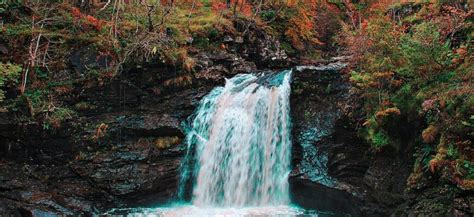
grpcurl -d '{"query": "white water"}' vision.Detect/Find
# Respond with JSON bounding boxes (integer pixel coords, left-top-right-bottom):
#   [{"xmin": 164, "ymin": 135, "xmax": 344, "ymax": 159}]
[
  {"xmin": 112, "ymin": 205, "xmax": 305, "ymax": 217},
  {"xmin": 187, "ymin": 71, "xmax": 293, "ymax": 207}
]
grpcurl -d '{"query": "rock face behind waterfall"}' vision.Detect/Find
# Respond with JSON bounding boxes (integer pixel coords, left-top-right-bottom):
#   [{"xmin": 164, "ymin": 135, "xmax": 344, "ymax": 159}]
[
  {"xmin": 289, "ymin": 62, "xmax": 367, "ymax": 216},
  {"xmin": 289, "ymin": 62, "xmax": 417, "ymax": 217}
]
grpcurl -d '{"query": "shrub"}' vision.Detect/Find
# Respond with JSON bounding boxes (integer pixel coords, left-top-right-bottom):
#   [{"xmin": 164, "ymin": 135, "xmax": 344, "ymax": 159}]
[
  {"xmin": 341, "ymin": 2, "xmax": 473, "ymax": 186},
  {"xmin": 0, "ymin": 62, "xmax": 22, "ymax": 104}
]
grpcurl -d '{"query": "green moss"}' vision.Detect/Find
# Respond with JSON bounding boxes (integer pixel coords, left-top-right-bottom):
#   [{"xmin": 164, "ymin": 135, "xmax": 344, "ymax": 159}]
[
  {"xmin": 280, "ymin": 41, "xmax": 296, "ymax": 56},
  {"xmin": 370, "ymin": 129, "xmax": 390, "ymax": 149},
  {"xmin": 0, "ymin": 62, "xmax": 22, "ymax": 103},
  {"xmin": 74, "ymin": 102, "xmax": 97, "ymax": 111}
]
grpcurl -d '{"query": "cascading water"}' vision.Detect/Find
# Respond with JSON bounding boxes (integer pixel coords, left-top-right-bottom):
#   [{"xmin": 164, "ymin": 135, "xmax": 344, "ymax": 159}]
[
  {"xmin": 183, "ymin": 70, "xmax": 293, "ymax": 208},
  {"xmin": 108, "ymin": 70, "xmax": 306, "ymax": 216}
]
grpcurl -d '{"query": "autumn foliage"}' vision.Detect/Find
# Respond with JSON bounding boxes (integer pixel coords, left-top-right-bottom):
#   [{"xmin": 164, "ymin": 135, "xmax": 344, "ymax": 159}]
[
  {"xmin": 71, "ymin": 7, "xmax": 108, "ymax": 31},
  {"xmin": 341, "ymin": 1, "xmax": 473, "ymax": 189}
]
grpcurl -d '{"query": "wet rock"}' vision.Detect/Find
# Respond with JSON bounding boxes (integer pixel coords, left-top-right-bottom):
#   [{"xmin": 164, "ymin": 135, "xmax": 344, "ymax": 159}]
[
  {"xmin": 193, "ymin": 50, "xmax": 257, "ymax": 84},
  {"xmin": 121, "ymin": 114, "xmax": 183, "ymax": 137},
  {"xmin": 290, "ymin": 61, "xmax": 373, "ymax": 215},
  {"xmin": 289, "ymin": 177, "xmax": 362, "ymax": 216}
]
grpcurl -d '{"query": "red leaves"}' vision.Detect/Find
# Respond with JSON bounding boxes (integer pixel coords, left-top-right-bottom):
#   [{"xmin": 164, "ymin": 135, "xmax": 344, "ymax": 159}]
[
  {"xmin": 211, "ymin": 0, "xmax": 253, "ymax": 17},
  {"xmin": 71, "ymin": 7, "xmax": 107, "ymax": 31},
  {"xmin": 212, "ymin": 2, "xmax": 227, "ymax": 11},
  {"xmin": 71, "ymin": 7, "xmax": 81, "ymax": 18},
  {"xmin": 86, "ymin": 15, "xmax": 103, "ymax": 31}
]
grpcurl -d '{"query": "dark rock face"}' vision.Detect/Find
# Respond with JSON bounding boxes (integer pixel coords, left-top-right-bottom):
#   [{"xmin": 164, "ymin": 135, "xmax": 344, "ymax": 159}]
[
  {"xmin": 290, "ymin": 178, "xmax": 362, "ymax": 216},
  {"xmin": 289, "ymin": 62, "xmax": 371, "ymax": 216},
  {"xmin": 288, "ymin": 61, "xmax": 470, "ymax": 217},
  {"xmin": 289, "ymin": 62, "xmax": 432, "ymax": 217}
]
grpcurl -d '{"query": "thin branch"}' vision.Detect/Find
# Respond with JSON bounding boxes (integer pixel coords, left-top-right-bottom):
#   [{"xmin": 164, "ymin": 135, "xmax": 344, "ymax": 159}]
[{"xmin": 100, "ymin": 0, "xmax": 112, "ymax": 11}]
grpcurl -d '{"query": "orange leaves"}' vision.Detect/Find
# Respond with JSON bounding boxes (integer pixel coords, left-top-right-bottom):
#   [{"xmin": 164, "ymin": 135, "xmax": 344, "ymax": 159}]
[
  {"xmin": 286, "ymin": 0, "xmax": 298, "ymax": 7},
  {"xmin": 92, "ymin": 123, "xmax": 108, "ymax": 141},
  {"xmin": 212, "ymin": 2, "xmax": 227, "ymax": 11},
  {"xmin": 457, "ymin": 179, "xmax": 474, "ymax": 191},
  {"xmin": 428, "ymin": 158, "xmax": 441, "ymax": 173},
  {"xmin": 452, "ymin": 46, "xmax": 468, "ymax": 65},
  {"xmin": 211, "ymin": 0, "xmax": 253, "ymax": 17},
  {"xmin": 422, "ymin": 125, "xmax": 439, "ymax": 143},
  {"xmin": 71, "ymin": 7, "xmax": 107, "ymax": 31},
  {"xmin": 71, "ymin": 7, "xmax": 81, "ymax": 18},
  {"xmin": 375, "ymin": 107, "xmax": 401, "ymax": 120},
  {"xmin": 285, "ymin": 7, "xmax": 322, "ymax": 50},
  {"xmin": 85, "ymin": 15, "xmax": 104, "ymax": 31},
  {"xmin": 238, "ymin": 1, "xmax": 253, "ymax": 17}
]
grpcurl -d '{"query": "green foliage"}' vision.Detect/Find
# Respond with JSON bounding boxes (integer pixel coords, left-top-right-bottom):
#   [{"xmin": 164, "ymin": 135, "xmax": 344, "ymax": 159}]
[
  {"xmin": 0, "ymin": 0, "xmax": 6, "ymax": 14},
  {"xmin": 420, "ymin": 144, "xmax": 435, "ymax": 171},
  {"xmin": 208, "ymin": 28, "xmax": 219, "ymax": 39},
  {"xmin": 260, "ymin": 10, "xmax": 276, "ymax": 21},
  {"xmin": 44, "ymin": 106, "xmax": 76, "ymax": 129},
  {"xmin": 463, "ymin": 161, "xmax": 474, "ymax": 179},
  {"xmin": 399, "ymin": 22, "xmax": 452, "ymax": 81},
  {"xmin": 446, "ymin": 144, "xmax": 459, "ymax": 160},
  {"xmin": 370, "ymin": 130, "xmax": 390, "ymax": 149},
  {"xmin": 24, "ymin": 89, "xmax": 49, "ymax": 111},
  {"xmin": 0, "ymin": 0, "xmax": 22, "ymax": 14},
  {"xmin": 0, "ymin": 62, "xmax": 22, "ymax": 103},
  {"xmin": 343, "ymin": 3, "xmax": 474, "ymax": 187}
]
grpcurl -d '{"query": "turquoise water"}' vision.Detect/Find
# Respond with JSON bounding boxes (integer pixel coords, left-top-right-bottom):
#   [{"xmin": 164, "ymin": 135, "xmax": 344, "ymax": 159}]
[
  {"xmin": 181, "ymin": 71, "xmax": 293, "ymax": 207},
  {"xmin": 106, "ymin": 204, "xmax": 306, "ymax": 216}
]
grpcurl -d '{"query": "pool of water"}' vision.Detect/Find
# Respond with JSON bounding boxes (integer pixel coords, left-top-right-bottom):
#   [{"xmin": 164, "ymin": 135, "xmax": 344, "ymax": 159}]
[
  {"xmin": 103, "ymin": 204, "xmax": 349, "ymax": 217},
  {"xmin": 105, "ymin": 204, "xmax": 313, "ymax": 216}
]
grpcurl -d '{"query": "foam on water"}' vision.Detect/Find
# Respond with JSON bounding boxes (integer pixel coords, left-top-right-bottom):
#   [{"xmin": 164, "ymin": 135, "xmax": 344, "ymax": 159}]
[{"xmin": 109, "ymin": 205, "xmax": 306, "ymax": 217}]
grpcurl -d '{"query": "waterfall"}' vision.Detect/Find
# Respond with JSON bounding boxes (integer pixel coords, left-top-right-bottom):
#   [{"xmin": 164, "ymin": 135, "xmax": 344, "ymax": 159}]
[
  {"xmin": 181, "ymin": 70, "xmax": 293, "ymax": 208},
  {"xmin": 105, "ymin": 70, "xmax": 306, "ymax": 216}
]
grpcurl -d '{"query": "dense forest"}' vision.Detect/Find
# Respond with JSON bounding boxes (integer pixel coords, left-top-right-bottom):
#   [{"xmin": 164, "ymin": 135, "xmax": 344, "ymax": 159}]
[{"xmin": 0, "ymin": 0, "xmax": 473, "ymax": 216}]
